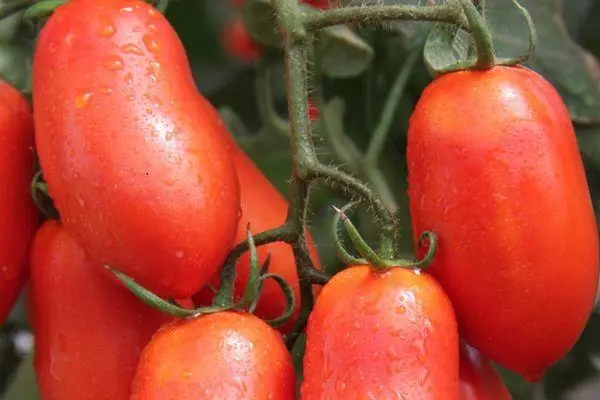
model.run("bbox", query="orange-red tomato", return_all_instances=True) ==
[407,65,599,380]
[222,17,263,63]
[460,341,512,400]
[30,220,171,400]
[193,138,321,334]
[302,265,459,399]
[33,0,240,298]
[130,312,296,399]
[0,81,37,325]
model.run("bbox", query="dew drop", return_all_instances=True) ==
[75,92,92,109]
[104,55,125,71]
[335,377,347,395]
[64,32,76,47]
[146,60,161,82]
[99,86,113,95]
[175,251,184,259]
[143,35,160,53]
[148,8,158,17]
[121,6,134,12]
[124,73,134,84]
[120,43,144,56]
[146,23,158,33]
[396,305,406,315]
[97,21,116,37]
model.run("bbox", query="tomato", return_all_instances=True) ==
[130,311,295,399]
[222,17,263,63]
[33,0,241,298]
[407,65,599,380]
[304,0,338,9]
[302,265,458,399]
[0,80,37,326]
[30,220,171,400]
[193,138,321,334]
[308,98,319,121]
[460,341,512,400]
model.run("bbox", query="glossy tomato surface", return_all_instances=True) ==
[33,0,240,298]
[407,65,600,380]
[302,265,459,399]
[193,138,321,334]
[0,80,37,325]
[130,311,296,399]
[460,341,511,400]
[30,220,170,400]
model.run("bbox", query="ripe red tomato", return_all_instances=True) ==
[222,17,263,63]
[0,80,37,326]
[460,341,512,400]
[33,0,241,298]
[302,265,458,399]
[193,138,321,334]
[130,311,296,399]
[407,65,599,380]
[30,220,171,400]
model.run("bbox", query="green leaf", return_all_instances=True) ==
[486,0,600,124]
[243,0,281,48]
[315,25,374,78]
[423,23,474,75]
[4,352,39,400]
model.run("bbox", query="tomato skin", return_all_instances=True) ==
[0,81,37,325]
[407,66,600,380]
[302,265,459,399]
[30,220,171,400]
[460,341,512,400]
[193,139,321,334]
[33,0,241,298]
[222,17,262,63]
[130,311,296,399]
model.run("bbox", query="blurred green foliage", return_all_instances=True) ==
[1,0,600,399]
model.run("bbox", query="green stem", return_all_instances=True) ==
[459,0,495,69]
[364,45,420,169]
[255,59,289,136]
[304,4,469,32]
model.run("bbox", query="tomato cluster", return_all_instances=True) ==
[0,0,596,399]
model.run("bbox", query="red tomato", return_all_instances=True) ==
[308,98,319,121]
[302,265,459,399]
[460,341,512,400]
[30,220,171,400]
[33,0,241,298]
[407,66,599,380]
[221,17,263,63]
[0,80,37,325]
[304,0,338,9]
[193,138,321,334]
[130,311,296,399]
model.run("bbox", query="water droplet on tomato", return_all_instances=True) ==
[75,92,92,109]
[64,32,76,47]
[148,8,158,17]
[97,21,116,37]
[99,86,113,95]
[175,251,184,258]
[104,55,125,71]
[77,195,86,207]
[120,6,134,12]
[120,43,144,56]
[124,73,134,84]
[146,23,158,33]
[143,35,160,53]
[335,377,347,395]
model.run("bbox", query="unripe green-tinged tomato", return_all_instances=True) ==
[460,341,511,400]
[193,138,321,334]
[30,220,171,400]
[130,311,296,399]
[222,17,263,63]
[0,81,37,325]
[302,265,459,399]
[407,66,600,380]
[33,0,240,298]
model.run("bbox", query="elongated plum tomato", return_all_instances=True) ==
[302,265,459,399]
[30,220,171,400]
[407,66,600,380]
[0,81,37,325]
[33,0,240,298]
[193,137,321,334]
[460,341,512,400]
[130,312,296,399]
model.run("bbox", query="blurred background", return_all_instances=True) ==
[1,0,600,398]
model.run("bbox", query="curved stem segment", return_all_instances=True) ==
[459,0,495,69]
[304,4,469,32]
